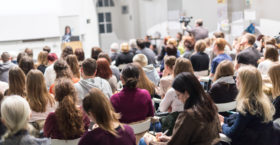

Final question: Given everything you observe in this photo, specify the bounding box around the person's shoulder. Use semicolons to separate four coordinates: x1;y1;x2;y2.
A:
46;112;56;120
79;129;101;145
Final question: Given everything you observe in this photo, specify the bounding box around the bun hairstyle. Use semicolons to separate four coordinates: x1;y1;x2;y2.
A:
121;64;139;88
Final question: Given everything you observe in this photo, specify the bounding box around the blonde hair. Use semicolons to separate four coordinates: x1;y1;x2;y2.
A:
120;43;130;52
215;38;226;51
37;51;48;66
213;60;234;82
134;63;155;95
236;66;274;122
1;95;31;136
173;58;194;77
194;40;207;52
133;54;148;67
268;63;280;98
167;38;178;47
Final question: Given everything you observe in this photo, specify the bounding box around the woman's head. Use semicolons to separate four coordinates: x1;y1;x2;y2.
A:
121;64;139;88
183;36;195;50
264;45;278;62
83;88;120;136
65;26;71;35
173;58;194;77
98;52;112;64
120;43;130;53
165;44;177;56
37;51;49;66
74;48;85;62
134;63;155;95
133;54;148;67
96;58;112;80
172;72;217;122
1;95;31;135
268;63;280;97
61;46;73;60
194;40;207;52
17;52;27;64
54;78;84;138
8;67;26;97
167;38;178;47
236;66;274;122
19;56;34;75
26;69;54;113
91;47;102;60
164;56;176;71
213;60;234;81
66;55;80;78
54;59;73;79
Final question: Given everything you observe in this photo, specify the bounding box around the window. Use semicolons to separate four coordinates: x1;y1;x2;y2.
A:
97;0;114;7
98;12;112;33
122;5;129;14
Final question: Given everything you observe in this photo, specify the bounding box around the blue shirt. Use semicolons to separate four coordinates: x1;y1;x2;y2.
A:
211;53;232;74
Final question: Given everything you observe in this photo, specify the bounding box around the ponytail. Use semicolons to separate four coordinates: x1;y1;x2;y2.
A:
124;78;138;88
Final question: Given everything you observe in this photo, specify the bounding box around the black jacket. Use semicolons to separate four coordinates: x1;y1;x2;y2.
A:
115;52;134;66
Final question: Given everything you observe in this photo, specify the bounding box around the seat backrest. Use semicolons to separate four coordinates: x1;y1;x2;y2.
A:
51;138;80;145
128;118;151;134
274;118;280;126
216;101;237;112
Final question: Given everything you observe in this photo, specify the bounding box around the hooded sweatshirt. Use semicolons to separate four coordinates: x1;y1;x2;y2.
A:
0;61;16;83
74;77;112;105
143;64;160;86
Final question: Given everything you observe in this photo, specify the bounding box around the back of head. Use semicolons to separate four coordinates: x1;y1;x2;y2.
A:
121;64;139;88
173;58;194;77
1;52;10;63
37;51;49;66
66;55;80;78
172;72;216;122
213;31;225;38
129;39;137;48
17;52;27;64
8;67;26;97
26;69;52;112
244;33;256;45
194;40;207;52
61;46;73;60
120;43;130;53
47;53;58;62
195;19;203;26
83;88;120;136
265;37;277;46
96;58;112;79
24;48;33;58
183;36;195;50
110;43;119;52
43;46;51;53
133;54;148;67
54;59;72;79
19;56;34;75
74;48;85;62
91;47;102;60
1;95;31;135
237;66;274;122
166;44;177;56
54;78;83;138
167;38;178;47
164;56;176;70
215;38;226;51
98;52;112;64
136;39;145;49
82;58;97;77
268;63;280;97
264;45;279;62
213;60;234;81
134;63;155;95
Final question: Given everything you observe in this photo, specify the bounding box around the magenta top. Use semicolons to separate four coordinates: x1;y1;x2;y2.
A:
78;125;136;145
110;87;154;123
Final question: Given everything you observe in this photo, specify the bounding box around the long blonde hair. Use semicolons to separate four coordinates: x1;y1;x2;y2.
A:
236;66;274;122
26;70;55;112
134;63;155;95
268;63;280;98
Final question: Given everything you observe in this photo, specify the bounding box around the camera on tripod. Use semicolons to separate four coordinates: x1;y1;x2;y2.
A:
179;16;193;27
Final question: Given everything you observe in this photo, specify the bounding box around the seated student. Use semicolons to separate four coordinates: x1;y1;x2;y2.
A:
19;56;35;75
98;52;120;81
78;88;136;145
74;48;85;66
5;67;26;98
36;51;49;74
44;78;90;139
66;55;81;79
1;95;50;145
210;38;232;77
74;58;112;105
142;72;220;145
220;66;276;145
0;52;16;83
159;58;194;113
49;59;79;94
115;43;134;67
96;58;118;94
159;56;176;98
258;45;279;76
268;63;280;119
208;60;238;103
44;53;58;89
136;39;156;66
26;70;56;123
235;33;261;70
182;36;195;59
110;64;154;124
133;54;160;86
190;40;209;76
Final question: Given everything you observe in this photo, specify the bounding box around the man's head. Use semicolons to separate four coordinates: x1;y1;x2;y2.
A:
1;52;10;63
24;48;33;58
110;43;119;53
136;39;145;49
81;58;97;78
213;38;226;55
241;33;256;47
195;19;203;27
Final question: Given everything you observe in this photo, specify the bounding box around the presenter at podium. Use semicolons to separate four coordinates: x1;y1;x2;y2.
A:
62;26;71;42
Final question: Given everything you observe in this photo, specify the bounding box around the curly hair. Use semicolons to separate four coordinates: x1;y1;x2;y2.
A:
54;78;84;139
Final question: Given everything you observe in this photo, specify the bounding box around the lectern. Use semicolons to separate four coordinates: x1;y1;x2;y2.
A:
61;41;83;51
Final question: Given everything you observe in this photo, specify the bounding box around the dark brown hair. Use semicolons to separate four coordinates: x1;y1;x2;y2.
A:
121;64;139;88
54;78;84;139
98;52;112;64
74;48;85;62
7;67;26;97
96;58;112;79
66;55;80;78
91;47;102;60
24;48;33;58
54;59;73;79
82;58;97;76
61;46;73;60
264;45;279;62
244;33;256;45
19;56;35;75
